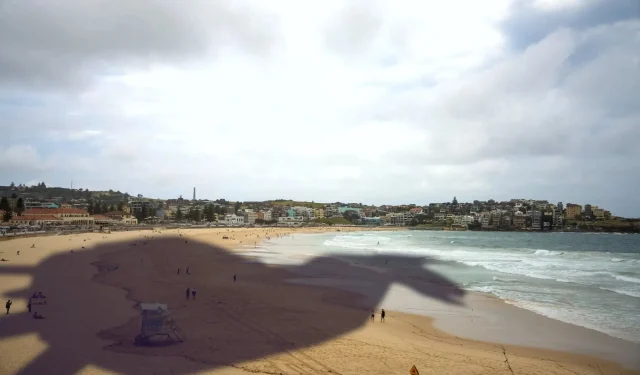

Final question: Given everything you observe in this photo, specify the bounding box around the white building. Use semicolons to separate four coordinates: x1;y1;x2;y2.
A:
291;206;315;220
262;210;272;221
324;206;340;218
278;216;304;225
453;215;476;225
223;214;245;226
385;212;413;226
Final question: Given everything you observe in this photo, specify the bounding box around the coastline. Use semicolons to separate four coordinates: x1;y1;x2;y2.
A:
271;232;640;370
1;228;638;374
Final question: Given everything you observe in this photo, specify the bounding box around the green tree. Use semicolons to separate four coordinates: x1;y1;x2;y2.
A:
409;218;418;226
41;182;46;188
205;204;215;222
9;182;15;188
191;207;202;222
93;202;101;214
117;202;124;211
16;198;25;215
101;202;108;213
3;210;12;222
234;201;241;214
0;197;10;211
11;192;17;199
135;205;149;222
87;202;94;215
175;209;183;221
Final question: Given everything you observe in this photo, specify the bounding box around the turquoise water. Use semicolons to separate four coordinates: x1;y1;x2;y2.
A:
262;231;640;343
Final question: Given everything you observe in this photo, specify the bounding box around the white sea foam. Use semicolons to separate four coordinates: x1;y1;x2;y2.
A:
533;249;563;256
321;232;640;342
612;274;640;284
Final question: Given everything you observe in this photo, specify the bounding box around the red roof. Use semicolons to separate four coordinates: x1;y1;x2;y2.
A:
10;215;62;221
25;208;89;215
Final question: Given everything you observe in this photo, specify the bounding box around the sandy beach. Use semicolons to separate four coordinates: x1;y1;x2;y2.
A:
1;227;638;375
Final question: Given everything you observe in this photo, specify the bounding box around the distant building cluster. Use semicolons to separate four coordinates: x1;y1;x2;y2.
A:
0;182;620;232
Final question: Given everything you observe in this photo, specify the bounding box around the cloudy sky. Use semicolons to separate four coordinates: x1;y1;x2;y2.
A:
1;0;639;216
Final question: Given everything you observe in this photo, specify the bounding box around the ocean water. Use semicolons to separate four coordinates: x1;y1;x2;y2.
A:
256;230;640;344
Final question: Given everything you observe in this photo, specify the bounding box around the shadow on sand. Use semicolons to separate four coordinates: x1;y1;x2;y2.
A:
0;235;465;374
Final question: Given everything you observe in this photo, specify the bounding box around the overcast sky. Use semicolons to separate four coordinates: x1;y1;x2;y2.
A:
1;0;639;216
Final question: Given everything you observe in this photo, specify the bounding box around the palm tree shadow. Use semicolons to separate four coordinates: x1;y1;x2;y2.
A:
0;235;465;374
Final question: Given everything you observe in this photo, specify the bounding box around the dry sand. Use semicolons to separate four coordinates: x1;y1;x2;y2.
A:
0;227;637;375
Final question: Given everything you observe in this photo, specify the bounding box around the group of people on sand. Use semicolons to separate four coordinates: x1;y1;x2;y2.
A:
370;309;386;323
5;292;48;319
185;287;197;300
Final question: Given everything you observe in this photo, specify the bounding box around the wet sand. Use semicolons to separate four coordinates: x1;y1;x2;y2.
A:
0;227;638;375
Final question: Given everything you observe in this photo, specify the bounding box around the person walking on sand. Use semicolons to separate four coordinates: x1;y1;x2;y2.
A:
233;274;236;283
381;309;386;323
191;288;196;299
27;299;32;313
186;267;190;275
177;268;180;275
370;309;375;322
5;300;12;314
186;288;190;300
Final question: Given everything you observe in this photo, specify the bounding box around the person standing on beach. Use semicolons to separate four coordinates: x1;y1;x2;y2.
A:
191;288;196;299
370;309;375;322
177;268;180;275
380;309;386;322
186;267;190;275
233;274;236;283
5;300;12;314
186;288;190;300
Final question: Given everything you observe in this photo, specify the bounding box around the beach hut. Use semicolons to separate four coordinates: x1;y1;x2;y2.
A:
134;303;185;345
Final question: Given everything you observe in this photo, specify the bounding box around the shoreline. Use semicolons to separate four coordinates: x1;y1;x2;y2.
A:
268;233;640;371
271;231;640;345
1;228;638;374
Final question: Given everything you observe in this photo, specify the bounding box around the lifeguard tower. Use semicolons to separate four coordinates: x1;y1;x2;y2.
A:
134;303;185;346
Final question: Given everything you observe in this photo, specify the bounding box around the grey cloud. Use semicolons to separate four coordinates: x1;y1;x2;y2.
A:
324;0;406;62
0;0;280;90
371;20;640;164
500;0;640;51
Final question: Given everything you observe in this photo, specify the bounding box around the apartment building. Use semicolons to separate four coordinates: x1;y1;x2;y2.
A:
385;212;413;226
324;206;341;218
565;203;582;219
531;210;542;230
244;211;258;224
513;214;526;229
129;199;154;215
257;210;272;221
